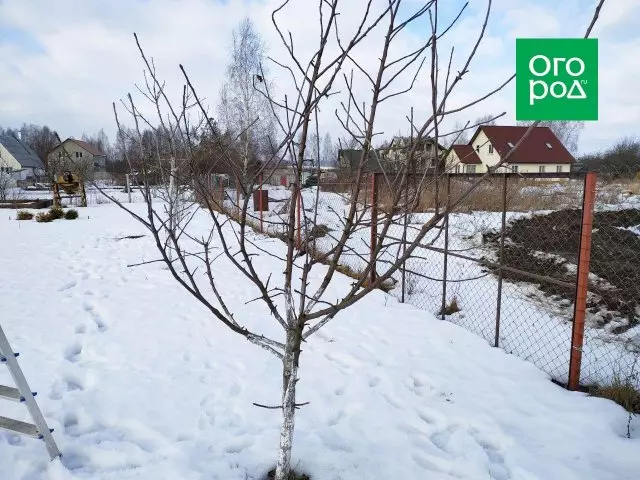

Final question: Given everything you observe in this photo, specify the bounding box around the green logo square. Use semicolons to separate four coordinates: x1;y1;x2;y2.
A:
516;38;598;121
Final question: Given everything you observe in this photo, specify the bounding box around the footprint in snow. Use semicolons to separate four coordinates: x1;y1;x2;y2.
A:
411;452;452;474
469;428;511;480
64;342;83;363
416;407;447;430
58;280;77;292
63;373;85;392
223;436;254;454
63;413;79;432
49;373;85;399
83;302;108;331
381;391;405;409
327;409;346;426
368;376;381;387
324;351;361;370
316;429;353;453
228;382;242;397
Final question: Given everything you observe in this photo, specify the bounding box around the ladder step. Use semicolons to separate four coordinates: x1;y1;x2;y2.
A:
0;416;40;438
0;385;22;402
0;352;19;362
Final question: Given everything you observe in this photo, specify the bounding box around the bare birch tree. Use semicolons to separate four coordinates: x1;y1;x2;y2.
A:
103;1;606;478
218;17;276;183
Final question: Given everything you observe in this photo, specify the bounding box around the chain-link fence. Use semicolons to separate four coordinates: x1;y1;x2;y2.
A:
199;165;640;397
396;167;639;395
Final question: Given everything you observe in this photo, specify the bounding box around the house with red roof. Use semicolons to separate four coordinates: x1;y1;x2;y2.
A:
446;125;575;174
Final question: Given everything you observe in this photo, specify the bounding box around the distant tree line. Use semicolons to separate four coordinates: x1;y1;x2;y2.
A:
580;137;640;178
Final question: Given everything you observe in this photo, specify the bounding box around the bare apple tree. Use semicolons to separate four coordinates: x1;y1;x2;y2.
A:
104;1;606;478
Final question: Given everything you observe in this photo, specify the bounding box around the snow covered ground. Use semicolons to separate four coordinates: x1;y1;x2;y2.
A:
1;200;638;479
234;185;640;389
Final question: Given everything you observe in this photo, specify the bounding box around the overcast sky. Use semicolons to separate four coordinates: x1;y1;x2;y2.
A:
1;0;638;156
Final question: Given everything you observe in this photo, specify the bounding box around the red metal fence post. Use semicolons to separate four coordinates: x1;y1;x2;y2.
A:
370;172;379;284
494;173;508;346
259;173;264;233
220;180;225;213
441;174;451;320
568;171;597;391
235;177;241;219
296;184;301;250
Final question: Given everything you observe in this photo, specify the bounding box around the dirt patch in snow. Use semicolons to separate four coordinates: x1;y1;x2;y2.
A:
484;208;640;333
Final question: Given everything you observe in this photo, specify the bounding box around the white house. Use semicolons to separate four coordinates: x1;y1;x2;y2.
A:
48;138;109;180
0;134;45;183
447;144;483;174
447;125;575;174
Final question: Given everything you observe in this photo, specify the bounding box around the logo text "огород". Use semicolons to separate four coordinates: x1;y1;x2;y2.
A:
516;38;598;121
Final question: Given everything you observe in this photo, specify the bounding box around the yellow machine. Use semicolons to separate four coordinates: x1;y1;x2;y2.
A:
53;171;87;207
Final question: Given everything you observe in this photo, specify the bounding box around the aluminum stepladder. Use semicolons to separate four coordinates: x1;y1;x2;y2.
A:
0;323;61;459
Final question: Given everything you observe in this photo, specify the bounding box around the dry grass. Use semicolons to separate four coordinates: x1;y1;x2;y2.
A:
35;212;53;223
439;296;461;316
266;468;311;480
378;178;586;213
591;379;640;415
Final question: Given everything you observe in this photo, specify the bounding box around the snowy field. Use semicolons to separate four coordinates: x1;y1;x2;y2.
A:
1;198;638;479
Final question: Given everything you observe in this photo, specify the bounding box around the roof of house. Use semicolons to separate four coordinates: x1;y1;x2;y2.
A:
63;138;106;157
450;144;482;164
0;135;44;169
338;148;382;172
470;126;575;164
381;136;446;151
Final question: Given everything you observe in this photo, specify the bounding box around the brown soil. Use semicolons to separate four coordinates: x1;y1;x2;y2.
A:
484;208;640;332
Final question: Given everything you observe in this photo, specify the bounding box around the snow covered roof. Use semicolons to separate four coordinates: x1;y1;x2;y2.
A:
0;135;44;169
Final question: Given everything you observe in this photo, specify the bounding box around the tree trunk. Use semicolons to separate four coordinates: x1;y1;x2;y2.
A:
274;328;302;480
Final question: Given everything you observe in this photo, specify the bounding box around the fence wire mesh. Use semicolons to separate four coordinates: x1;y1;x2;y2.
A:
397;167;639;394
581;166;640;390
198;165;639;398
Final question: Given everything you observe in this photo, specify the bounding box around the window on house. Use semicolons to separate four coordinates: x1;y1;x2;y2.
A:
539;165;546;173
512;165;518;173
556;165;562;173
488;144;493;154
75;151;79;158
476;145;480;153
466;164;477;174
454;165;460;173
79;151;83;157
